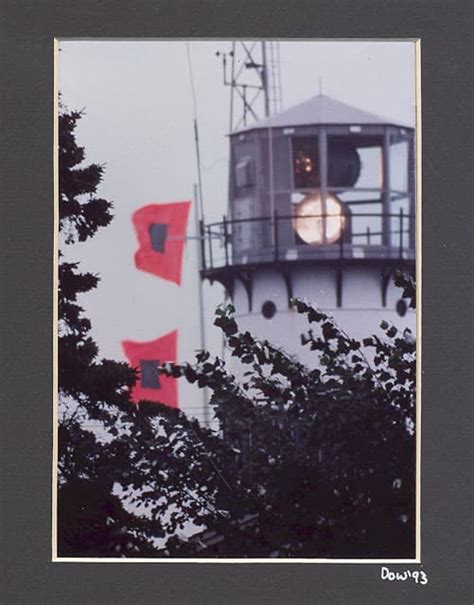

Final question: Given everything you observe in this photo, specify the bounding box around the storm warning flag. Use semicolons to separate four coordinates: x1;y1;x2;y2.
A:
132;201;191;285
122;330;178;407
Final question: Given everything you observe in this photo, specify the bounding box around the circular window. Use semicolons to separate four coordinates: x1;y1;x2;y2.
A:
396;299;407;317
261;300;277;319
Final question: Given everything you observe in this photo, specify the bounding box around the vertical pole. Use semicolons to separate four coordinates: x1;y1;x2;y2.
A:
193;184;209;427
399;207;404;260
199;219;206;271
268;121;275;249
186;42;205;223
243;85;247;126
273;210;279;261
382;127;391;247
318;126;328;244
276;42;283;112
223;215;229;266
229;42;236;132
261;41;270;118
337;204;344;307
193;119;205;223
207;225;213;269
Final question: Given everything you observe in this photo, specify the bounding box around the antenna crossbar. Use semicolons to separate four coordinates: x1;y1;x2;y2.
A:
217;41;282;132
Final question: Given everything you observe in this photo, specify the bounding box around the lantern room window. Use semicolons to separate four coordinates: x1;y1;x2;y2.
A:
292;137;320;189
292;135;367;191
235;156;254;188
328;135;383;193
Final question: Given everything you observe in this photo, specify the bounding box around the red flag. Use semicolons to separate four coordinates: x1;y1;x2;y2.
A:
122;330;178;407
132;201;191;285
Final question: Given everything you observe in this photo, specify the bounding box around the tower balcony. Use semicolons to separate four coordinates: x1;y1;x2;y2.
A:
200;206;415;310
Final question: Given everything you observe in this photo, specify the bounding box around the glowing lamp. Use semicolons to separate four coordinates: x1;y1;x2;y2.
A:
293;190;345;245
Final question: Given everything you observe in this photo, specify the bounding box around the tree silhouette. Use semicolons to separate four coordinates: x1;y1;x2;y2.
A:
57;109;162;556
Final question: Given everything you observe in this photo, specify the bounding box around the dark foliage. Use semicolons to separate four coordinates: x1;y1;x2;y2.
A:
57;109;162;556
159;279;416;558
58;110;113;244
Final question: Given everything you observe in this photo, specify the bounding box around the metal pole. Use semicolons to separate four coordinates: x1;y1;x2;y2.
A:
207;226;214;269
243;85;247;126
229;42;236;132
264;42;275;257
274;210;279;261
223;215;229;266
382;127;391;247
268;126;275;248
261;41;270;118
193;184;209;427
186;42;206;223
399;207;404;260
318;126;328;244
199;219;206;271
193;119;205;222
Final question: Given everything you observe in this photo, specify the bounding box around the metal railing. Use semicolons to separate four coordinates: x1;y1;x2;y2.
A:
200;210;415;273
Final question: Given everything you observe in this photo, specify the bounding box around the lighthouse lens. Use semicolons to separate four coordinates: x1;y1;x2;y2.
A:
293;192;344;245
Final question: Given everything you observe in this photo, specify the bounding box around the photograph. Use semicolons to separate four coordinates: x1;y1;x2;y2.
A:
55;39;419;560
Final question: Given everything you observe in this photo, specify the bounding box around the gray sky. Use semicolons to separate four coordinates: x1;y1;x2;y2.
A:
59;40;416;415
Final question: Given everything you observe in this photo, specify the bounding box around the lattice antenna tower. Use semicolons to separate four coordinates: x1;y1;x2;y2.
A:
216;41;282;132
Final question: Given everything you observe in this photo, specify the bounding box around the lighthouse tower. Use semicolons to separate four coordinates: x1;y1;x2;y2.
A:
200;91;416;365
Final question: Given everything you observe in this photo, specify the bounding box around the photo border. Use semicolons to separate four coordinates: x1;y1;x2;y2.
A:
2;2;472;604
52;36;421;567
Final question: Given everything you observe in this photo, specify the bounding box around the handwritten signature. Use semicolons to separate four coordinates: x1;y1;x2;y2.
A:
380;566;428;585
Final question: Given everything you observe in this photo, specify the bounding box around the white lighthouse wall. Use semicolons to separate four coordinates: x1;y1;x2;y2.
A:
231;266;415;372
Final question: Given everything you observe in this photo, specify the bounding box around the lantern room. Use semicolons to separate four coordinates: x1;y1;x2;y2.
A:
200;94;415;309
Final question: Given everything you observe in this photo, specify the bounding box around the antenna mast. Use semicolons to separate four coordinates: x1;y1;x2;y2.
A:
217;41;282;132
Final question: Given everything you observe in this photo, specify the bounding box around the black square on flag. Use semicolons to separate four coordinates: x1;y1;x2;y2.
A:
140;359;161;389
149;223;168;253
